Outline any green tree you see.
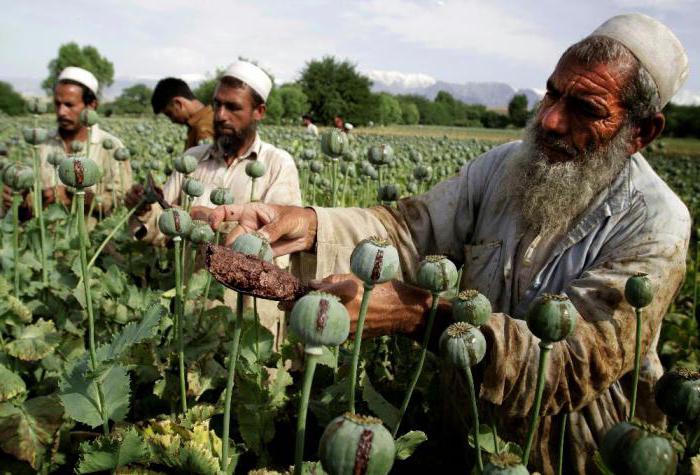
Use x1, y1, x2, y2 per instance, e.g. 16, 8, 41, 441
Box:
106, 84, 153, 115
376, 93, 402, 125
278, 84, 309, 120
264, 88, 284, 124
194, 67, 226, 105
400, 101, 420, 125
298, 56, 376, 125
508, 93, 529, 127
42, 43, 114, 96
0, 81, 27, 116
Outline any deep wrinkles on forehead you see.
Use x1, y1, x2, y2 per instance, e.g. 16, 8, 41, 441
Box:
553, 63, 628, 112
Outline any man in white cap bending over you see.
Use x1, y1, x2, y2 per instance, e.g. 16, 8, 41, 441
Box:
209, 14, 689, 474
2, 67, 132, 217
125, 60, 301, 343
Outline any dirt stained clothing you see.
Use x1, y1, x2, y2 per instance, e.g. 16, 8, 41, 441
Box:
297, 141, 690, 474
185, 105, 214, 150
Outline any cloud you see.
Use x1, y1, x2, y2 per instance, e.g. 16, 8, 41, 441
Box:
366, 70, 436, 89
671, 88, 700, 105
611, 0, 694, 10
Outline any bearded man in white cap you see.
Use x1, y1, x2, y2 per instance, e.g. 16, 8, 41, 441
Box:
125, 61, 301, 344
208, 14, 690, 474
2, 67, 132, 216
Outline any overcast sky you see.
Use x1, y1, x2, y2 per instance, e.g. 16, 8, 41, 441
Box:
1, 0, 698, 102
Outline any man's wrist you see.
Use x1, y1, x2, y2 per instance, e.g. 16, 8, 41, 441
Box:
303, 206, 318, 253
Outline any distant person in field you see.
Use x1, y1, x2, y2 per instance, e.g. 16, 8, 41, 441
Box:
126, 61, 301, 347
209, 14, 689, 474
302, 114, 318, 137
333, 115, 344, 130
151, 77, 214, 150
2, 66, 132, 217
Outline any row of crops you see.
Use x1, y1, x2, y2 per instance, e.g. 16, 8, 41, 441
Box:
0, 111, 698, 474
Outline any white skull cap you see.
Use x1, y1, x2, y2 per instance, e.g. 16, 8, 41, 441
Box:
222, 61, 273, 102
57, 66, 99, 96
589, 13, 688, 107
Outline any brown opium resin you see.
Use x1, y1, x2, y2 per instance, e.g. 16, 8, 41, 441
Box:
205, 244, 306, 301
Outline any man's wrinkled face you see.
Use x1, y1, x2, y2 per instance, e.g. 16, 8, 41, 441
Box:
54, 83, 91, 132
535, 56, 631, 163
212, 83, 263, 156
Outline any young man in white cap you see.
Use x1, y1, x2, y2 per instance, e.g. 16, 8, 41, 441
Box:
2, 66, 132, 216
208, 14, 689, 474
125, 60, 301, 345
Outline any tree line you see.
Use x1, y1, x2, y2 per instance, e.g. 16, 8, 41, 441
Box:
1, 43, 699, 138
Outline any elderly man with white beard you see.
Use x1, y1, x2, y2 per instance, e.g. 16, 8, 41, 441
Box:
208, 13, 689, 474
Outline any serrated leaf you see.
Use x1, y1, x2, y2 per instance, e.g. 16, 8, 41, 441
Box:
467, 424, 522, 456
104, 265, 126, 296
0, 364, 27, 402
237, 403, 276, 455
6, 319, 60, 361
96, 304, 164, 363
0, 395, 63, 469
361, 372, 399, 429
59, 361, 131, 428
240, 321, 274, 365
77, 427, 149, 473
395, 430, 427, 460
187, 359, 226, 400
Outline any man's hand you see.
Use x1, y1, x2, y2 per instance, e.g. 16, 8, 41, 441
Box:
208, 203, 317, 256
190, 206, 212, 222
2, 186, 16, 210
124, 184, 152, 216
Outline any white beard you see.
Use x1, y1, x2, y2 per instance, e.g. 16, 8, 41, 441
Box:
506, 119, 632, 233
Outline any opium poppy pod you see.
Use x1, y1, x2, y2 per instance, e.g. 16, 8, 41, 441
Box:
183, 177, 204, 197
377, 184, 400, 203
231, 232, 273, 262
71, 141, 85, 154
525, 293, 578, 344
452, 289, 492, 326
102, 138, 114, 150
654, 368, 700, 423
625, 273, 654, 308
3, 164, 34, 191
439, 322, 486, 370
245, 160, 267, 179
319, 413, 395, 475
416, 255, 458, 293
47, 151, 65, 167
158, 208, 192, 238
310, 160, 324, 174
350, 237, 399, 286
22, 127, 48, 145
367, 144, 394, 166
79, 109, 99, 127
320, 128, 348, 158
188, 220, 215, 244
482, 453, 529, 475
290, 291, 350, 355
173, 154, 198, 174
58, 157, 100, 189
113, 147, 131, 161
210, 187, 234, 206
600, 421, 678, 475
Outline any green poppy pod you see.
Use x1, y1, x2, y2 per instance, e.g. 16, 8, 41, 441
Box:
439, 322, 487, 370
625, 273, 654, 308
58, 157, 100, 189
245, 160, 266, 179
342, 149, 357, 162
210, 187, 234, 206
525, 294, 578, 344
654, 368, 700, 422
102, 138, 114, 150
413, 164, 432, 181
183, 177, 204, 197
173, 154, 198, 174
158, 208, 192, 238
130, 160, 142, 171
3, 164, 34, 191
367, 144, 394, 166
409, 150, 423, 163
452, 289, 492, 326
600, 421, 678, 475
482, 453, 529, 475
114, 147, 131, 162
302, 148, 316, 161
310, 160, 324, 174
290, 291, 350, 355
377, 184, 400, 203
23, 127, 48, 145
416, 255, 458, 293
188, 220, 215, 244
350, 237, 399, 286
231, 232, 273, 262
71, 141, 85, 154
47, 151, 65, 167
27, 98, 47, 114
406, 182, 418, 194
319, 413, 395, 475
320, 129, 348, 158
80, 109, 99, 127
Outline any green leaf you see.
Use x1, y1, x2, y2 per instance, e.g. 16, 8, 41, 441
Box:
592, 451, 615, 475
104, 265, 126, 296
395, 430, 427, 460
361, 372, 399, 429
0, 364, 27, 402
239, 321, 274, 365
467, 424, 522, 456
237, 403, 276, 455
96, 304, 164, 363
185, 270, 210, 300
0, 395, 63, 469
59, 361, 130, 428
76, 427, 148, 473
6, 319, 60, 361
187, 359, 226, 400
